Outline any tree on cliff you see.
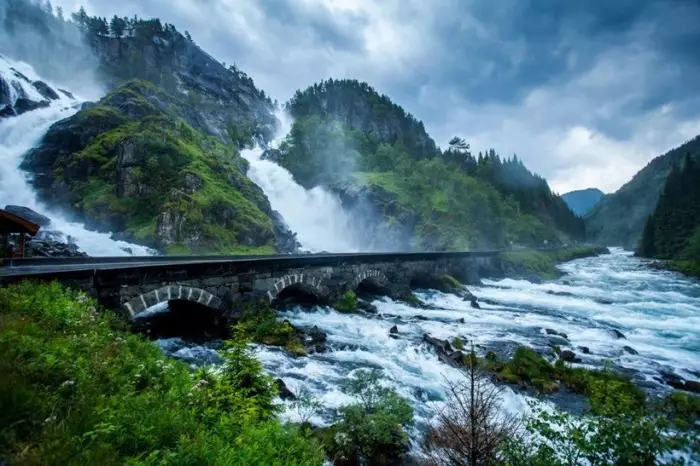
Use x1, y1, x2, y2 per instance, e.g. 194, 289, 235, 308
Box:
109, 15, 127, 38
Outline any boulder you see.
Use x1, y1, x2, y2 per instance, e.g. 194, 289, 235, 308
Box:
578, 346, 590, 354
470, 299, 481, 309
4, 205, 51, 227
389, 325, 399, 335
559, 350, 579, 363
547, 336, 570, 347
13, 97, 50, 115
609, 329, 626, 340
545, 328, 569, 339
685, 380, 700, 394
58, 88, 75, 100
623, 346, 638, 355
32, 81, 60, 101
275, 379, 296, 400
299, 325, 327, 354
25, 239, 88, 258
357, 299, 378, 314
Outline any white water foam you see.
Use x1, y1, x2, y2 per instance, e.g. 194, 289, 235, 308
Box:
240, 112, 363, 253
0, 56, 154, 256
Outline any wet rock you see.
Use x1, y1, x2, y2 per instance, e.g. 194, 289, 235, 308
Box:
32, 80, 59, 100
547, 336, 570, 347
623, 345, 639, 355
389, 325, 399, 335
13, 97, 50, 115
660, 371, 686, 391
275, 379, 296, 400
609, 329, 626, 339
578, 346, 590, 354
58, 88, 75, 99
545, 328, 569, 339
596, 298, 614, 305
470, 299, 481, 309
357, 299, 378, 314
546, 290, 574, 297
685, 381, 700, 394
25, 239, 88, 258
270, 210, 301, 254
4, 205, 51, 227
414, 315, 429, 321
299, 325, 327, 354
457, 317, 466, 324
559, 350, 580, 363
562, 280, 571, 285
423, 333, 463, 368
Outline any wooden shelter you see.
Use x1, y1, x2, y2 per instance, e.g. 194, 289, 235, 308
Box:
0, 208, 41, 258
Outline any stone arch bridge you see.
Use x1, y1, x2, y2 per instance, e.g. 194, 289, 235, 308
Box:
0, 251, 500, 320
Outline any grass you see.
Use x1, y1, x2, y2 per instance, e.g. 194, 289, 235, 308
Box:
0, 281, 323, 465
482, 346, 645, 405
499, 246, 608, 281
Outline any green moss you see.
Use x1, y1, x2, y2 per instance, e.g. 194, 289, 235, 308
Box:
399, 292, 423, 307
333, 290, 358, 313
482, 346, 644, 402
49, 80, 279, 255
0, 281, 323, 464
667, 260, 700, 278
451, 336, 465, 351
234, 305, 307, 357
439, 274, 463, 291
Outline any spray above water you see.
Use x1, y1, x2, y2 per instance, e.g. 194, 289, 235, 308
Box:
0, 56, 154, 256
241, 112, 364, 253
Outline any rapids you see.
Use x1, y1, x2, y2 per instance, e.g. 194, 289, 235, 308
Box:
156, 249, 700, 445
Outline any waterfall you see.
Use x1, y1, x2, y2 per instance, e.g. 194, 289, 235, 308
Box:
0, 56, 154, 256
240, 112, 364, 253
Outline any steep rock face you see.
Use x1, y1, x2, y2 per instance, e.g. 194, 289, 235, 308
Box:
586, 136, 700, 248
91, 32, 277, 144
21, 80, 293, 254
0, 61, 65, 118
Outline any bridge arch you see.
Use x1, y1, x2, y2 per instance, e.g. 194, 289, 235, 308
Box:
123, 285, 224, 319
350, 269, 390, 294
267, 273, 330, 303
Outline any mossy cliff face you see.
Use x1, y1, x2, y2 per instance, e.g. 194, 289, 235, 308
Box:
22, 80, 286, 254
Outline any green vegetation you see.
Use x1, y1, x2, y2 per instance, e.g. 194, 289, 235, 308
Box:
439, 274, 463, 291
318, 369, 414, 465
483, 346, 645, 403
270, 80, 585, 251
234, 304, 307, 356
499, 246, 608, 280
638, 153, 700, 278
23, 80, 278, 255
332, 290, 359, 313
0, 281, 323, 465
451, 336, 465, 351
587, 135, 700, 249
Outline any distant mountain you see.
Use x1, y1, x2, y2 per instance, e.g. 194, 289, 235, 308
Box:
562, 188, 605, 216
585, 135, 700, 249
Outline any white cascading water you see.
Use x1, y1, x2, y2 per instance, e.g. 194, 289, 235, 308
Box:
158, 249, 700, 458
0, 56, 154, 256
240, 112, 363, 253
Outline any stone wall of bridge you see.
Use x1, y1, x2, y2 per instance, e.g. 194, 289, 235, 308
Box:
15, 254, 499, 320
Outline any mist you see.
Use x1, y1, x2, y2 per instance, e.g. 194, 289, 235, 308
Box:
0, 0, 104, 100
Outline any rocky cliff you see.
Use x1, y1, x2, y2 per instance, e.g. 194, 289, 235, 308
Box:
21, 80, 297, 254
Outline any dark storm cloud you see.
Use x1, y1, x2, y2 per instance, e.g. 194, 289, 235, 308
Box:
52, 0, 700, 192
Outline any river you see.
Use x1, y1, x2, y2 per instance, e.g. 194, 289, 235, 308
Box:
156, 248, 700, 446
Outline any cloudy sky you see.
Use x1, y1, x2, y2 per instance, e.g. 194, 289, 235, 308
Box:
52, 0, 700, 193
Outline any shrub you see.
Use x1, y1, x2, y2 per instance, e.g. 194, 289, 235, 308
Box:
234, 303, 307, 356
451, 336, 465, 351
323, 369, 414, 464
0, 281, 324, 465
333, 290, 358, 313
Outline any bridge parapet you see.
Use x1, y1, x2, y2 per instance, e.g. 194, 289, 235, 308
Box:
0, 251, 501, 319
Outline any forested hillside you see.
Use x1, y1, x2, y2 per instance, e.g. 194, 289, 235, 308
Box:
267, 79, 585, 250
637, 154, 700, 276
562, 188, 604, 216
586, 136, 700, 248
